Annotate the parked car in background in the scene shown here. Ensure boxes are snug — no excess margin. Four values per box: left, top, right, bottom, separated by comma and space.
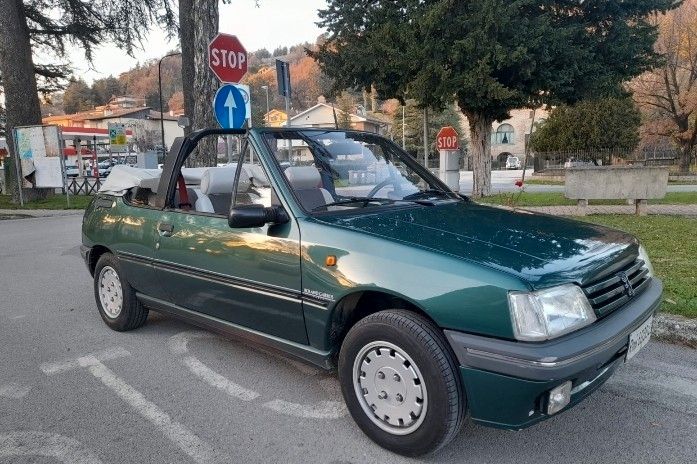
506, 155, 522, 170
82, 128, 661, 456
65, 165, 79, 178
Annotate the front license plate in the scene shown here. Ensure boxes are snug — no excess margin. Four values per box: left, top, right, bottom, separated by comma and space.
626, 316, 653, 361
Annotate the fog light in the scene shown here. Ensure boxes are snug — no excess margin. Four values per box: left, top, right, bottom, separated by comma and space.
547, 381, 572, 415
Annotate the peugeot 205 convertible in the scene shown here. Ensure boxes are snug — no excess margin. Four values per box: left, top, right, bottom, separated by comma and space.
81, 128, 661, 456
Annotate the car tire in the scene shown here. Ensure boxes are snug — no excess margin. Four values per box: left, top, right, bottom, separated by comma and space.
93, 253, 148, 331
338, 310, 466, 456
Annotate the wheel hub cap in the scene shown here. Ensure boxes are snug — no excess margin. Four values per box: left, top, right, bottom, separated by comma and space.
98, 266, 123, 319
352, 341, 427, 435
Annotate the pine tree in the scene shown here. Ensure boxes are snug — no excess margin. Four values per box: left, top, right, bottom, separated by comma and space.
312, 0, 676, 197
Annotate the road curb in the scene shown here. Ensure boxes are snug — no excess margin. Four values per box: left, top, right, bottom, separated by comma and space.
653, 313, 697, 349
0, 209, 83, 218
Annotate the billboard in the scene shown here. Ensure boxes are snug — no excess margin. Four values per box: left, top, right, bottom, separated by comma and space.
14, 125, 64, 188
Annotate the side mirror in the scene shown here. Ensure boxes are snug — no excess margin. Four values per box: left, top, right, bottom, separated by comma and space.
228, 204, 289, 228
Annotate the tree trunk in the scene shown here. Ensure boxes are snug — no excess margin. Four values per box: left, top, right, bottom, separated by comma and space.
678, 144, 694, 173
179, 0, 195, 138
465, 111, 493, 198
0, 0, 43, 202
185, 0, 219, 167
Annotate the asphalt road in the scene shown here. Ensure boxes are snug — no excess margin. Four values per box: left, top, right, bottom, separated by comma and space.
1, 215, 696, 464
459, 169, 697, 193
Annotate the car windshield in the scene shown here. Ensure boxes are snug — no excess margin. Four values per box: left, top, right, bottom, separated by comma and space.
261, 130, 460, 213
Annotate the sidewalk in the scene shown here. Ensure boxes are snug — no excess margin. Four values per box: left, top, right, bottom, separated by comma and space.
519, 204, 697, 217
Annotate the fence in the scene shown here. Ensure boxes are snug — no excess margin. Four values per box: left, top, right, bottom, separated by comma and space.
532, 148, 694, 173
67, 177, 102, 195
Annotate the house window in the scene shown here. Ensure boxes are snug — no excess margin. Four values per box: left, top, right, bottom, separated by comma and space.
493, 123, 515, 145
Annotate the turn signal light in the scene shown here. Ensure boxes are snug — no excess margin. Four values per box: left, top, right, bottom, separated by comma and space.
325, 255, 337, 266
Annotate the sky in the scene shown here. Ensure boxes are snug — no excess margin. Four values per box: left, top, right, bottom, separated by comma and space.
66, 0, 327, 83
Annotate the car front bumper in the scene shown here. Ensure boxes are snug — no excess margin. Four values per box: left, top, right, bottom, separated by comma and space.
444, 278, 663, 430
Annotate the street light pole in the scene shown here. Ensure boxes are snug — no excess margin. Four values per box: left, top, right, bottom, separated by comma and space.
158, 51, 181, 153
261, 85, 270, 125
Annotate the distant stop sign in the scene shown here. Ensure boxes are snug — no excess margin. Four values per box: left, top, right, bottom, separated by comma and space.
208, 33, 248, 83
436, 126, 459, 150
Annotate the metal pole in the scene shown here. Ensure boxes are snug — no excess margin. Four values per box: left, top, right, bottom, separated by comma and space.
57, 128, 70, 208
11, 128, 24, 207
402, 105, 405, 149
423, 107, 429, 169
158, 52, 182, 153
262, 85, 270, 124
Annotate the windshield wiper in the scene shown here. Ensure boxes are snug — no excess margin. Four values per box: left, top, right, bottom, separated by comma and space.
312, 197, 395, 211
402, 189, 454, 200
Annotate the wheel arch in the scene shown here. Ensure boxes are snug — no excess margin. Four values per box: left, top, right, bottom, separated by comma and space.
326, 289, 439, 360
88, 245, 113, 276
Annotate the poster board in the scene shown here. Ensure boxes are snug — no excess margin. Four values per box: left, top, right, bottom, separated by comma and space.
108, 123, 128, 153
14, 125, 65, 188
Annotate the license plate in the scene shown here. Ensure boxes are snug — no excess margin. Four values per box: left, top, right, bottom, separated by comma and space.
626, 316, 653, 361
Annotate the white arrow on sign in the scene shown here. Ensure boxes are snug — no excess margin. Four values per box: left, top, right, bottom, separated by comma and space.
224, 89, 237, 126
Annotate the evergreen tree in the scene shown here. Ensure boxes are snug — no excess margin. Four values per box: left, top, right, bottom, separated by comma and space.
530, 98, 641, 153
312, 0, 677, 197
0, 0, 175, 201
62, 79, 95, 114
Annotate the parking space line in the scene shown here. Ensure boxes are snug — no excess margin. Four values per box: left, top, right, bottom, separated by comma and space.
0, 383, 31, 399
168, 331, 348, 420
183, 355, 260, 401
0, 431, 104, 464
262, 399, 347, 419
40, 347, 218, 464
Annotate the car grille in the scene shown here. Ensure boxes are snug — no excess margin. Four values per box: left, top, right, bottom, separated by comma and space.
582, 258, 651, 318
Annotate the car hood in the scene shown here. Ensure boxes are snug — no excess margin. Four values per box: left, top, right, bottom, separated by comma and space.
316, 201, 639, 289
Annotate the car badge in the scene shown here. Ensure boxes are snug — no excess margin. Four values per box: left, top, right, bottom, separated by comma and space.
618, 272, 635, 297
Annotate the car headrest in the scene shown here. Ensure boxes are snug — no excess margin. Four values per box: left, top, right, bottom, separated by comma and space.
285, 166, 321, 190
200, 166, 250, 195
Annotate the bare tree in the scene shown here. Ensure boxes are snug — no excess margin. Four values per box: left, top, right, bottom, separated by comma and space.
633, 0, 697, 172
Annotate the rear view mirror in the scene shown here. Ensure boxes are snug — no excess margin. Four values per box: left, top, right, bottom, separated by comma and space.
228, 204, 289, 228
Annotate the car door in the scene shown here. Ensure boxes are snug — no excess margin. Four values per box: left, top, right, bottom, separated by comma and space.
153, 137, 307, 344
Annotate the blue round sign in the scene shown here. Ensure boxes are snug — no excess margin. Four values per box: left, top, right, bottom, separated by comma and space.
213, 84, 247, 129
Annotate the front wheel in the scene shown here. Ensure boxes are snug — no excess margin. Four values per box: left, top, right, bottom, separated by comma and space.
338, 310, 466, 456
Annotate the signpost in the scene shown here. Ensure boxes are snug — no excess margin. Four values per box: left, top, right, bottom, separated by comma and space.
276, 59, 291, 127
213, 84, 247, 129
108, 123, 127, 153
436, 126, 460, 192
208, 34, 248, 83
436, 126, 459, 151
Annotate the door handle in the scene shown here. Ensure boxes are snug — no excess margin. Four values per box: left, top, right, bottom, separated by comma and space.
158, 222, 174, 237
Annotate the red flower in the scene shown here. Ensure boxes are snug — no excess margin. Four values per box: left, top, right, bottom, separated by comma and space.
514, 180, 524, 188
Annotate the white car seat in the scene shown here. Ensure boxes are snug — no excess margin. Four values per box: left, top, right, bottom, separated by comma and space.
194, 165, 251, 214
284, 166, 333, 211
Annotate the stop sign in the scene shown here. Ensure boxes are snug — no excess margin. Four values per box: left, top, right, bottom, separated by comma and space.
436, 126, 459, 150
208, 33, 248, 83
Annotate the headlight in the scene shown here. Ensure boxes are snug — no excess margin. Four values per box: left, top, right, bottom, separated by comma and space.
508, 284, 596, 341
637, 245, 654, 277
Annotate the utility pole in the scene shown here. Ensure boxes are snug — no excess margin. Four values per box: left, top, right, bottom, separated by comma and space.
402, 105, 406, 150
423, 107, 429, 168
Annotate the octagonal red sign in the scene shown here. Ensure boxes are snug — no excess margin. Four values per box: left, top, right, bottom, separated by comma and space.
436, 126, 459, 150
208, 33, 248, 83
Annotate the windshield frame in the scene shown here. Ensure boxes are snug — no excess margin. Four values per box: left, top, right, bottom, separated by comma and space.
258, 128, 463, 217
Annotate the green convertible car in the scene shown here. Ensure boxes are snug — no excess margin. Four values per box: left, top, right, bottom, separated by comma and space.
81, 128, 661, 456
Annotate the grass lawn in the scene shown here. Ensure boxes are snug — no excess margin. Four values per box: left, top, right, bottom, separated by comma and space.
478, 191, 697, 207
0, 194, 92, 210
576, 215, 697, 319
522, 178, 565, 186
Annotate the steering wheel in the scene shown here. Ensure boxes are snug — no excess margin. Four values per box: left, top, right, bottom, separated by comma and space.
366, 178, 401, 198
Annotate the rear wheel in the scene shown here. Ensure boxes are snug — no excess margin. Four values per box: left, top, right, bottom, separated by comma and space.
93, 253, 148, 331
338, 310, 465, 456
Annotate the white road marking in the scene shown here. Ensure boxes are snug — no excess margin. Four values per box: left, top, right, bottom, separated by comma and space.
0, 431, 103, 464
0, 383, 31, 399
168, 331, 347, 419
39, 346, 131, 375
41, 347, 218, 464
262, 399, 347, 419
183, 356, 260, 401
